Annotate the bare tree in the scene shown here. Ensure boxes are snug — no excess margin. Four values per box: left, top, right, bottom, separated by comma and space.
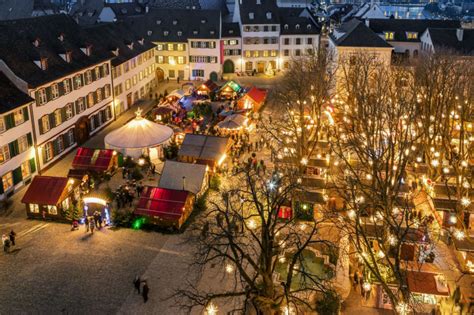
330, 54, 435, 313
175, 166, 338, 314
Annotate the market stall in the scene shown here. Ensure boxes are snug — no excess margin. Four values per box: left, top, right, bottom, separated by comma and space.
134, 186, 195, 229
71, 147, 118, 173
237, 86, 267, 112
196, 79, 219, 96
217, 80, 241, 100
158, 161, 209, 197
178, 134, 231, 169
104, 108, 173, 161
216, 114, 248, 134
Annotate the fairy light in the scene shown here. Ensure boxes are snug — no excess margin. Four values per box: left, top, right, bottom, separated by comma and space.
388, 234, 397, 246
347, 209, 356, 219
362, 282, 371, 292
206, 302, 218, 315
396, 302, 409, 315
461, 197, 471, 207
247, 219, 257, 230
225, 264, 234, 274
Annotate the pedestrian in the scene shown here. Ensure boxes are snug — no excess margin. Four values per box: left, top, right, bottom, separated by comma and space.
9, 230, 16, 246
89, 218, 95, 234
98, 214, 103, 229
85, 216, 90, 233
3, 238, 10, 254
122, 167, 126, 179
353, 271, 359, 289
133, 275, 141, 294
142, 281, 149, 303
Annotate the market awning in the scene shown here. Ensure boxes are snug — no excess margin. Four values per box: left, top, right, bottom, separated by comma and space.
245, 86, 267, 104
219, 80, 241, 93
406, 271, 449, 296
197, 79, 219, 92
216, 114, 248, 130
72, 147, 115, 172
135, 186, 189, 221
453, 237, 474, 252
21, 176, 69, 205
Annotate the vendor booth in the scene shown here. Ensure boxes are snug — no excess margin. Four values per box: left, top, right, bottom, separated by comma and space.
237, 86, 267, 112
104, 108, 173, 161
22, 176, 80, 221
196, 79, 219, 96
166, 89, 185, 105
72, 147, 118, 173
216, 114, 248, 134
218, 80, 241, 99
178, 134, 231, 169
153, 106, 175, 123
159, 161, 209, 197
135, 186, 195, 229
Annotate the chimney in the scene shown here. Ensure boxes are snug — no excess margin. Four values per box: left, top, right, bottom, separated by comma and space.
456, 28, 464, 42
365, 19, 370, 27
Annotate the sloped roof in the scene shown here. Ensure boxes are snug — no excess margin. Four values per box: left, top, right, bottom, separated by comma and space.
367, 18, 461, 42
0, 0, 34, 20
72, 147, 115, 172
245, 86, 267, 104
0, 14, 113, 88
279, 8, 320, 35
22, 176, 68, 205
217, 114, 247, 130
178, 134, 230, 161
428, 28, 474, 56
222, 22, 241, 38
124, 8, 221, 43
239, 0, 280, 25
406, 271, 449, 296
198, 79, 219, 92
135, 186, 190, 221
0, 72, 33, 114
330, 19, 392, 48
159, 161, 207, 194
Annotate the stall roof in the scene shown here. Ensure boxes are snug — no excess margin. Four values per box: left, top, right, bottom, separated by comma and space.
406, 271, 449, 296
72, 147, 114, 172
178, 134, 230, 162
453, 237, 474, 252
135, 186, 189, 221
159, 161, 207, 195
245, 87, 267, 104
219, 80, 241, 93
22, 176, 68, 205
216, 114, 247, 130
198, 79, 219, 92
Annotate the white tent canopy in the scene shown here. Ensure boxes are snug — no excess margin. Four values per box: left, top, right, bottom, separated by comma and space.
217, 114, 248, 130
104, 108, 173, 158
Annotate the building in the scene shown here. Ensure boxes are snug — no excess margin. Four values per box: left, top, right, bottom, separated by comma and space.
0, 15, 115, 171
366, 19, 461, 60
0, 73, 37, 200
177, 134, 231, 168
158, 160, 209, 196
83, 22, 157, 116
420, 27, 474, 56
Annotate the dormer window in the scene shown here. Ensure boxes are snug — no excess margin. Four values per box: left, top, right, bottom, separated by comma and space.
112, 48, 119, 56
177, 31, 183, 36
384, 32, 394, 40
138, 38, 144, 45
307, 24, 312, 29
210, 30, 215, 35
81, 45, 92, 56
193, 30, 198, 35
229, 30, 234, 34
60, 51, 73, 63
33, 38, 40, 47
127, 42, 134, 50
201, 18, 206, 24
249, 12, 254, 20
173, 20, 178, 25
257, 0, 261, 4
156, 19, 161, 25
163, 31, 169, 36
284, 24, 288, 30
266, 12, 272, 20
147, 30, 152, 36
406, 32, 418, 40
295, 24, 300, 29
34, 57, 48, 70
58, 33, 65, 42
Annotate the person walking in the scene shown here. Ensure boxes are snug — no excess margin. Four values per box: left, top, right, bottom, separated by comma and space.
353, 271, 359, 290
2, 234, 9, 253
89, 218, 95, 234
133, 275, 141, 294
142, 281, 149, 303
9, 230, 16, 246
85, 216, 90, 233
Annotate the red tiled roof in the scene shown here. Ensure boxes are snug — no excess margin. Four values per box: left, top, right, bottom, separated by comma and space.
135, 186, 189, 221
72, 147, 114, 172
246, 87, 267, 104
406, 271, 449, 296
21, 176, 68, 205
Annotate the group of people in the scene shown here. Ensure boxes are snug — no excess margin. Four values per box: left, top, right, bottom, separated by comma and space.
114, 180, 144, 209
84, 211, 105, 234
352, 270, 371, 300
133, 275, 150, 303
2, 230, 16, 253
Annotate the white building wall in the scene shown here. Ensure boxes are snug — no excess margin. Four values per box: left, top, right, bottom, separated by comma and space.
188, 39, 221, 80
241, 24, 280, 73
222, 37, 243, 73
279, 34, 319, 69
154, 42, 189, 80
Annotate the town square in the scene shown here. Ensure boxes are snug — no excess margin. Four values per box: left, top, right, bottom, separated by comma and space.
0, 0, 473, 314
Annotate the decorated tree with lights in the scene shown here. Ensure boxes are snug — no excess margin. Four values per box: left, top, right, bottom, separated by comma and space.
330, 54, 435, 313
174, 166, 338, 314
263, 51, 335, 171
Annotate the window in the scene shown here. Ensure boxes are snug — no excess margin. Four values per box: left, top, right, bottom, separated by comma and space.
284, 38, 290, 45
2, 172, 13, 192
57, 136, 64, 153
124, 62, 130, 73
284, 24, 289, 30
45, 143, 52, 162
76, 97, 85, 114
384, 32, 394, 40
37, 89, 47, 105
157, 44, 163, 51
13, 109, 25, 125
253, 51, 260, 57
132, 75, 138, 86
29, 204, 39, 213
284, 49, 290, 56
21, 160, 31, 179
47, 205, 57, 215
87, 92, 94, 107
295, 38, 301, 45
125, 79, 131, 90
74, 74, 83, 89
104, 84, 111, 98
96, 88, 103, 103
67, 129, 74, 146
307, 38, 313, 45
271, 26, 277, 32
264, 26, 269, 32
65, 103, 74, 120
167, 44, 174, 51
407, 32, 418, 40
295, 24, 300, 30
63, 79, 71, 94
249, 12, 254, 20
95, 67, 102, 79
192, 69, 204, 77
54, 109, 62, 126
245, 50, 251, 58
40, 115, 50, 134
0, 145, 10, 164
295, 49, 301, 56
85, 70, 93, 84
18, 135, 28, 153
264, 38, 269, 44
271, 50, 277, 57
168, 56, 175, 65
0, 117, 4, 133
51, 84, 59, 99
177, 56, 185, 64
114, 83, 123, 96
177, 44, 184, 51
157, 55, 164, 64
263, 50, 269, 57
